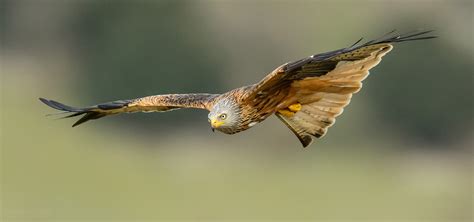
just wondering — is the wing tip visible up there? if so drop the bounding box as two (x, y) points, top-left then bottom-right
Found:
(370, 29), (437, 45)
(39, 97), (58, 109)
(71, 112), (107, 127)
(40, 97), (104, 127)
(39, 97), (85, 112)
(349, 30), (437, 50)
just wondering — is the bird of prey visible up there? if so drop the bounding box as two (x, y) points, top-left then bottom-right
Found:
(40, 30), (435, 147)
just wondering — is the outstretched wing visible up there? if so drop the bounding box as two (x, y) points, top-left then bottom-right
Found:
(242, 30), (436, 147)
(40, 93), (219, 127)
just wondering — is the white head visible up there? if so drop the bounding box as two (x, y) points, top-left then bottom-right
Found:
(208, 99), (240, 134)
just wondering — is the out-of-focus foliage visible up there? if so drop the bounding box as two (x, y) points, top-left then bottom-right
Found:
(4, 0), (470, 142)
(71, 1), (226, 126)
(370, 41), (472, 144)
(1, 0), (472, 221)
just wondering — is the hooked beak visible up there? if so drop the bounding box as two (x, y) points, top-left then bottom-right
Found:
(210, 119), (224, 130)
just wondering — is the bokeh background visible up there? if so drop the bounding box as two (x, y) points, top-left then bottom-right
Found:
(1, 0), (472, 221)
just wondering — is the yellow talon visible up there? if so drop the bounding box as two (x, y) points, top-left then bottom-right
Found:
(278, 109), (295, 117)
(288, 103), (302, 112)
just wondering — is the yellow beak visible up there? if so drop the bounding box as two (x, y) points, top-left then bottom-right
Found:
(211, 119), (224, 128)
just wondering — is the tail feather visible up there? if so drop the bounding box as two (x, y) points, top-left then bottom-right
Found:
(39, 98), (130, 127)
(275, 113), (314, 147)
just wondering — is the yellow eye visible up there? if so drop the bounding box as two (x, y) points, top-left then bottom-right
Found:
(219, 114), (227, 120)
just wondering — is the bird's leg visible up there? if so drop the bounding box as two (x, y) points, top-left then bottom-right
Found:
(277, 109), (295, 117)
(277, 103), (302, 117)
(288, 103), (302, 112)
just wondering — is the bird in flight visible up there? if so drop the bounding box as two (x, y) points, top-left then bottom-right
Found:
(40, 30), (435, 147)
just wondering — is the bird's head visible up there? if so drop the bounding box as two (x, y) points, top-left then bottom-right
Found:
(208, 99), (240, 134)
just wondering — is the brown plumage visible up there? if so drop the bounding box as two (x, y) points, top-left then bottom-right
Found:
(40, 30), (436, 147)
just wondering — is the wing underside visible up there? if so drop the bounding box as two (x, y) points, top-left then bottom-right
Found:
(275, 44), (392, 147)
(243, 30), (435, 147)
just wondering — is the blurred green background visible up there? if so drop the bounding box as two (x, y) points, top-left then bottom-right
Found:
(1, 0), (472, 221)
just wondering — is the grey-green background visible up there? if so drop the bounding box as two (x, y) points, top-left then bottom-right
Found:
(1, 0), (472, 221)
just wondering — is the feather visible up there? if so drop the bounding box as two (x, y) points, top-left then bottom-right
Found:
(40, 94), (218, 127)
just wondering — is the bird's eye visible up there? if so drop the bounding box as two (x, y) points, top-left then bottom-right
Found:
(219, 114), (227, 120)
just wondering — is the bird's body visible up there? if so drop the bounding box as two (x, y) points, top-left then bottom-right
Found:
(40, 31), (436, 147)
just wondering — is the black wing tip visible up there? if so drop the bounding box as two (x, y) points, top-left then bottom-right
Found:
(377, 29), (436, 43)
(40, 97), (124, 127)
(351, 30), (437, 49)
(39, 97), (57, 109)
(71, 112), (106, 127)
(39, 97), (48, 103)
(396, 30), (438, 42)
(39, 97), (85, 112)
(97, 100), (131, 110)
(40, 97), (94, 127)
(349, 37), (364, 48)
(71, 119), (85, 127)
(39, 97), (64, 111)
